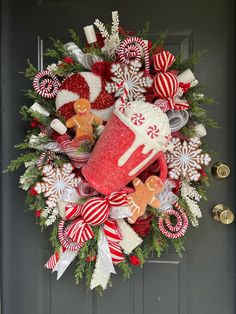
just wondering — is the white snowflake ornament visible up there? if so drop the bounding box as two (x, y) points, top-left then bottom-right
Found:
(35, 163), (81, 208)
(166, 137), (211, 181)
(105, 61), (153, 101)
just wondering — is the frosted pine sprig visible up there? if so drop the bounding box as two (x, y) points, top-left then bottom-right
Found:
(94, 12), (121, 56)
(111, 11), (119, 35)
(94, 19), (109, 39)
(181, 180), (202, 227)
(41, 206), (59, 226)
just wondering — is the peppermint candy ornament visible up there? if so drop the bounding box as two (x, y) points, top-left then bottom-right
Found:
(153, 50), (175, 72)
(146, 125), (160, 139)
(55, 72), (115, 121)
(153, 72), (178, 108)
(152, 51), (179, 110)
(33, 70), (61, 99)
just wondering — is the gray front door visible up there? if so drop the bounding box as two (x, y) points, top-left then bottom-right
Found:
(1, 1), (235, 313)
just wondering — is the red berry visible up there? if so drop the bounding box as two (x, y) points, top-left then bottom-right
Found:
(130, 255), (141, 266)
(86, 255), (96, 262)
(29, 187), (38, 197)
(63, 57), (74, 64)
(35, 210), (41, 217)
(30, 118), (39, 128)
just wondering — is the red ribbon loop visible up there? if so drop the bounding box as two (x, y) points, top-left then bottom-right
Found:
(66, 218), (94, 244)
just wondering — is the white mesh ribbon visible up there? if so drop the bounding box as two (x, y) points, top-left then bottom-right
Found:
(90, 229), (116, 290)
(52, 250), (78, 280)
(158, 179), (179, 211)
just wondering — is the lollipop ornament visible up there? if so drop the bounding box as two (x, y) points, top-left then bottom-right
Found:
(117, 36), (150, 74)
(33, 70), (61, 99)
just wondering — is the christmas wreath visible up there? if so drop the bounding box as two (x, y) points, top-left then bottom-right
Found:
(7, 11), (217, 292)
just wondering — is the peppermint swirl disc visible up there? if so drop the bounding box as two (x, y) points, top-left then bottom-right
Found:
(33, 70), (61, 99)
(158, 203), (189, 239)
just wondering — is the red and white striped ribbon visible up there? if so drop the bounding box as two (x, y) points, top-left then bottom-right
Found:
(65, 203), (82, 220)
(118, 37), (150, 73)
(103, 218), (122, 242)
(104, 218), (124, 264)
(108, 242), (125, 264)
(55, 134), (90, 168)
(81, 191), (128, 226)
(65, 218), (94, 244)
(33, 70), (61, 99)
(45, 246), (65, 269)
(152, 51), (189, 111)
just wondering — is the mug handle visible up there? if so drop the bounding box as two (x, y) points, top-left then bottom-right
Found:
(150, 151), (168, 182)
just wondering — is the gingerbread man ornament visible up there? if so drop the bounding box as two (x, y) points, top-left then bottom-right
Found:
(127, 176), (163, 224)
(66, 98), (103, 141)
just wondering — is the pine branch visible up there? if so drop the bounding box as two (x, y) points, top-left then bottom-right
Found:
(24, 90), (56, 114)
(69, 29), (81, 47)
(172, 50), (207, 71)
(44, 37), (67, 60)
(4, 152), (40, 172)
(171, 238), (185, 256)
(50, 219), (61, 250)
(118, 261), (132, 280)
(137, 22), (150, 39)
(21, 60), (38, 79)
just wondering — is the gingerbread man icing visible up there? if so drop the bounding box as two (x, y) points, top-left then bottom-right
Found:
(66, 98), (103, 141)
(127, 175), (163, 224)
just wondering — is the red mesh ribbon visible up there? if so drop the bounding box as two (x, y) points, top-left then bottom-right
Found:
(131, 214), (154, 237)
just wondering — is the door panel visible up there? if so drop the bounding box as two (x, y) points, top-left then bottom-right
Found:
(1, 0), (235, 313)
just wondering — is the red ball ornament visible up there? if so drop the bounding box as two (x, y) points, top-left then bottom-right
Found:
(55, 72), (115, 121)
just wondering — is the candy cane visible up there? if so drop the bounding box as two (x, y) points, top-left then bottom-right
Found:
(33, 70), (61, 99)
(36, 150), (59, 170)
(117, 37), (150, 74)
(116, 81), (129, 104)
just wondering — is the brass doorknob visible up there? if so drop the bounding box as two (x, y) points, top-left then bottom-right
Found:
(212, 204), (235, 224)
(212, 161), (230, 180)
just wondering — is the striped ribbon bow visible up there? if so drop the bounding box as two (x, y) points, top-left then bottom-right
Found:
(61, 191), (128, 249)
